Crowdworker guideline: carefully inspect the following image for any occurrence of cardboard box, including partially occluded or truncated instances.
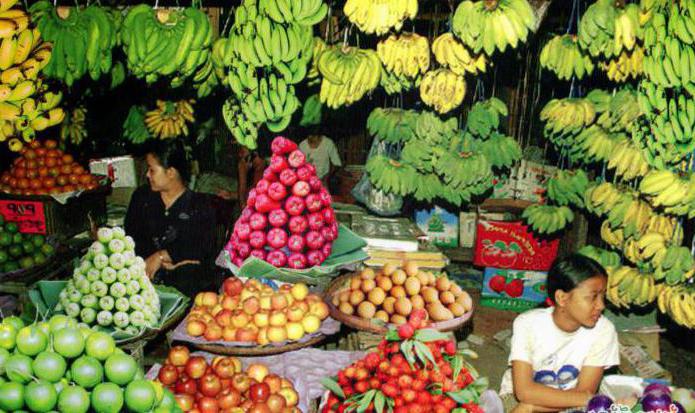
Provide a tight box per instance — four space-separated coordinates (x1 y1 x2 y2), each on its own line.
89 156 137 188
415 206 459 248
515 160 557 203
473 220 560 271
459 211 512 248
480 267 548 312
619 343 672 383
491 173 518 200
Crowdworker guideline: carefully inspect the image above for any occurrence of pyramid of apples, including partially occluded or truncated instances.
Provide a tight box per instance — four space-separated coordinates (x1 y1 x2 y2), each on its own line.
225 137 338 269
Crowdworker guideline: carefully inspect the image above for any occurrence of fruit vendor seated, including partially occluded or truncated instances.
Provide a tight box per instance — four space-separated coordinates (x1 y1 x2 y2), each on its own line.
125 139 217 296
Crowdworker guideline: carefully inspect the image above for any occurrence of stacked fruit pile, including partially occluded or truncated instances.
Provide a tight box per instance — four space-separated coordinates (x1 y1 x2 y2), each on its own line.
0 1 64 151
224 137 338 269
0 315 179 412
185 277 329 345
55 226 161 334
0 216 55 273
159 346 300 412
332 263 473 325
0 139 100 195
218 0 326 148
321 310 487 413
144 99 196 140
29 2 119 85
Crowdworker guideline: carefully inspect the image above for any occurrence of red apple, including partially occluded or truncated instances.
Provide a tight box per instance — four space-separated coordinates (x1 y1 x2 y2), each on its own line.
185 356 208 379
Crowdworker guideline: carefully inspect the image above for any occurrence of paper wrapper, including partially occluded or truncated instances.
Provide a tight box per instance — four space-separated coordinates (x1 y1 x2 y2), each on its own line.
147 349 366 413
170 315 341 348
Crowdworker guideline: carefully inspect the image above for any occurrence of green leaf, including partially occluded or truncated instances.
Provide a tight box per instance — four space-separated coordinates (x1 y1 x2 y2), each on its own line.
385 330 400 341
452 409 467 413
493 240 507 250
413 329 450 342
451 354 464 381
509 242 522 253
447 388 477 404
413 341 437 369
471 377 489 394
374 391 386 413
357 390 377 413
401 340 416 367
321 377 345 399
459 348 479 359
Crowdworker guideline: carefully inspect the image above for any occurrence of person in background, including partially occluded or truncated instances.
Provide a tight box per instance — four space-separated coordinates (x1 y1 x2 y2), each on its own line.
125 139 217 296
499 253 626 413
299 128 342 188
217 145 266 210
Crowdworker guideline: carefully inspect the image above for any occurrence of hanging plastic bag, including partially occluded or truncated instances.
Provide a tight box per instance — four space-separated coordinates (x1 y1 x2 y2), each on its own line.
352 137 403 216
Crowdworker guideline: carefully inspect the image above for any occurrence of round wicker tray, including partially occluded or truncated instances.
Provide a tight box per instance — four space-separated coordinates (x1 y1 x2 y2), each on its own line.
325 273 474 334
189 333 328 356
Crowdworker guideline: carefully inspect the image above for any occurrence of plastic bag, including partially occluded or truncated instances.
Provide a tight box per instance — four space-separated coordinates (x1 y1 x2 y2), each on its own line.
352 138 403 216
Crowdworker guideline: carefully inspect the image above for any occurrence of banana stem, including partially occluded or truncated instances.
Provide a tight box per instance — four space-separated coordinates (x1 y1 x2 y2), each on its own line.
56 6 70 19
483 0 499 11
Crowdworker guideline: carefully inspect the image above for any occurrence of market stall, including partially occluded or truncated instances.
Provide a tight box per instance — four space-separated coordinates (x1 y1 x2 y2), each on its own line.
0 0 694 412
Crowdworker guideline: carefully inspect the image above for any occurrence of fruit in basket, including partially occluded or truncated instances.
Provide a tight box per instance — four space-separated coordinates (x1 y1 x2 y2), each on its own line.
333 262 472 325
0 314 179 413
224 136 338 269
0 217 55 273
185 276 329 345
0 139 100 195
55 225 160 334
321 311 486 413
159 347 301 412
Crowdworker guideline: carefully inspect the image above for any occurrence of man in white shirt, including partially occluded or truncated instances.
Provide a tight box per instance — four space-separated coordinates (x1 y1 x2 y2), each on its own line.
299 134 342 187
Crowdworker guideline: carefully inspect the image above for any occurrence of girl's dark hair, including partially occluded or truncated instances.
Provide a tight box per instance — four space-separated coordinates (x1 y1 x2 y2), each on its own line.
147 139 190 183
547 253 607 301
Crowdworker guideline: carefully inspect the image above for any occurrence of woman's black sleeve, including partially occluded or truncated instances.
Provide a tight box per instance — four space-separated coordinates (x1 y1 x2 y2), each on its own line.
166 196 217 264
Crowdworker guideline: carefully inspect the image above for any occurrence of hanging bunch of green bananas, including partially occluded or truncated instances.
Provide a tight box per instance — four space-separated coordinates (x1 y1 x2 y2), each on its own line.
433 150 493 204
578 0 642 59
452 0 537 57
60 106 87 145
419 68 466 114
465 97 508 137
29 2 118 85
432 33 488 76
596 87 641 132
120 5 215 93
546 169 589 208
539 97 595 159
365 156 419 197
122 105 150 144
414 110 458 143
0 0 64 152
299 94 322 127
380 71 420 95
366 107 419 144
470 132 522 170
657 284 695 328
343 0 418 35
600 47 645 82
222 99 257 149
540 34 594 80
522 205 574 235
318 45 380 109
578 245 621 269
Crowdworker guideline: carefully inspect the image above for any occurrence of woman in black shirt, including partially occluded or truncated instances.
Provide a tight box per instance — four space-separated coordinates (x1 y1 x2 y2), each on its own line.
125 140 217 296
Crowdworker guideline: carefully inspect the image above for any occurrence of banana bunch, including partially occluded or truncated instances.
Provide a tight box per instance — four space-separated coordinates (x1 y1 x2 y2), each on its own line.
238 73 300 133
653 245 694 285
122 105 150 144
546 169 589 208
639 169 695 216
433 150 493 203
452 0 537 56
588 182 625 215
578 126 618 163
466 97 508 137
614 4 644 53
29 2 117 85
211 36 233 82
60 106 86 145
259 0 327 26
0 86 64 150
307 36 327 83
380 70 419 95
366 107 419 144
120 6 212 85
540 98 596 139
624 231 667 264
299 93 322 127
144 99 195 140
600 220 624 249
605 195 651 236
414 110 458 143
540 34 594 80
377 33 429 79
419 68 466 114
666 3 695 46
222 99 258 150
578 245 621 270
657 284 695 328
642 36 695 88
596 88 641 132
607 138 651 181
522 204 574 235
579 0 642 58
607 265 657 308
600 47 645 82
366 156 418 196
432 33 487 75
646 213 683 245
343 0 418 35
318 45 381 109
474 132 522 170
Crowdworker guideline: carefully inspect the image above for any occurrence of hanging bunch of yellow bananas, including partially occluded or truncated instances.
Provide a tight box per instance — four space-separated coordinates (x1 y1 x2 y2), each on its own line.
343 0 418 35
60 106 87 145
432 33 487 75
419 68 466 114
317 45 380 109
599 47 644 82
145 99 195 140
377 33 430 78
306 36 327 85
0 0 64 151
658 284 695 328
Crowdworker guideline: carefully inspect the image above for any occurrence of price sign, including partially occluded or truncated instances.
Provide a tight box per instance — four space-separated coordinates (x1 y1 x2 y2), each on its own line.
0 200 47 234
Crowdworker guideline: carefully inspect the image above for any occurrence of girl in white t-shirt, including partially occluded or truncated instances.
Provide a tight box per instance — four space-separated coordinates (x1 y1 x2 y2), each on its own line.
499 254 620 412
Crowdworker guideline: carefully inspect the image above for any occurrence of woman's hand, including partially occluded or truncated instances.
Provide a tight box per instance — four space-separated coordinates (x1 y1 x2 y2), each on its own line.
145 253 164 278
162 259 200 271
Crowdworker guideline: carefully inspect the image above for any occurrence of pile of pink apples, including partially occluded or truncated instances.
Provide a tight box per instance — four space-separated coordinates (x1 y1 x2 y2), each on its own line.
225 137 339 269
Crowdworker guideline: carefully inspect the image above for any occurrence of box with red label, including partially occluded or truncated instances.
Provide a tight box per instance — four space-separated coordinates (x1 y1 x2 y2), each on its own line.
89 156 137 188
473 220 559 271
515 160 557 203
481 267 548 312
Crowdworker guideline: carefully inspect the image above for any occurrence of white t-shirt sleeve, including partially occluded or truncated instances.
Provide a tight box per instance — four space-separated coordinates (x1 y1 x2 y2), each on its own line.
326 138 342 167
508 314 533 364
583 319 620 367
